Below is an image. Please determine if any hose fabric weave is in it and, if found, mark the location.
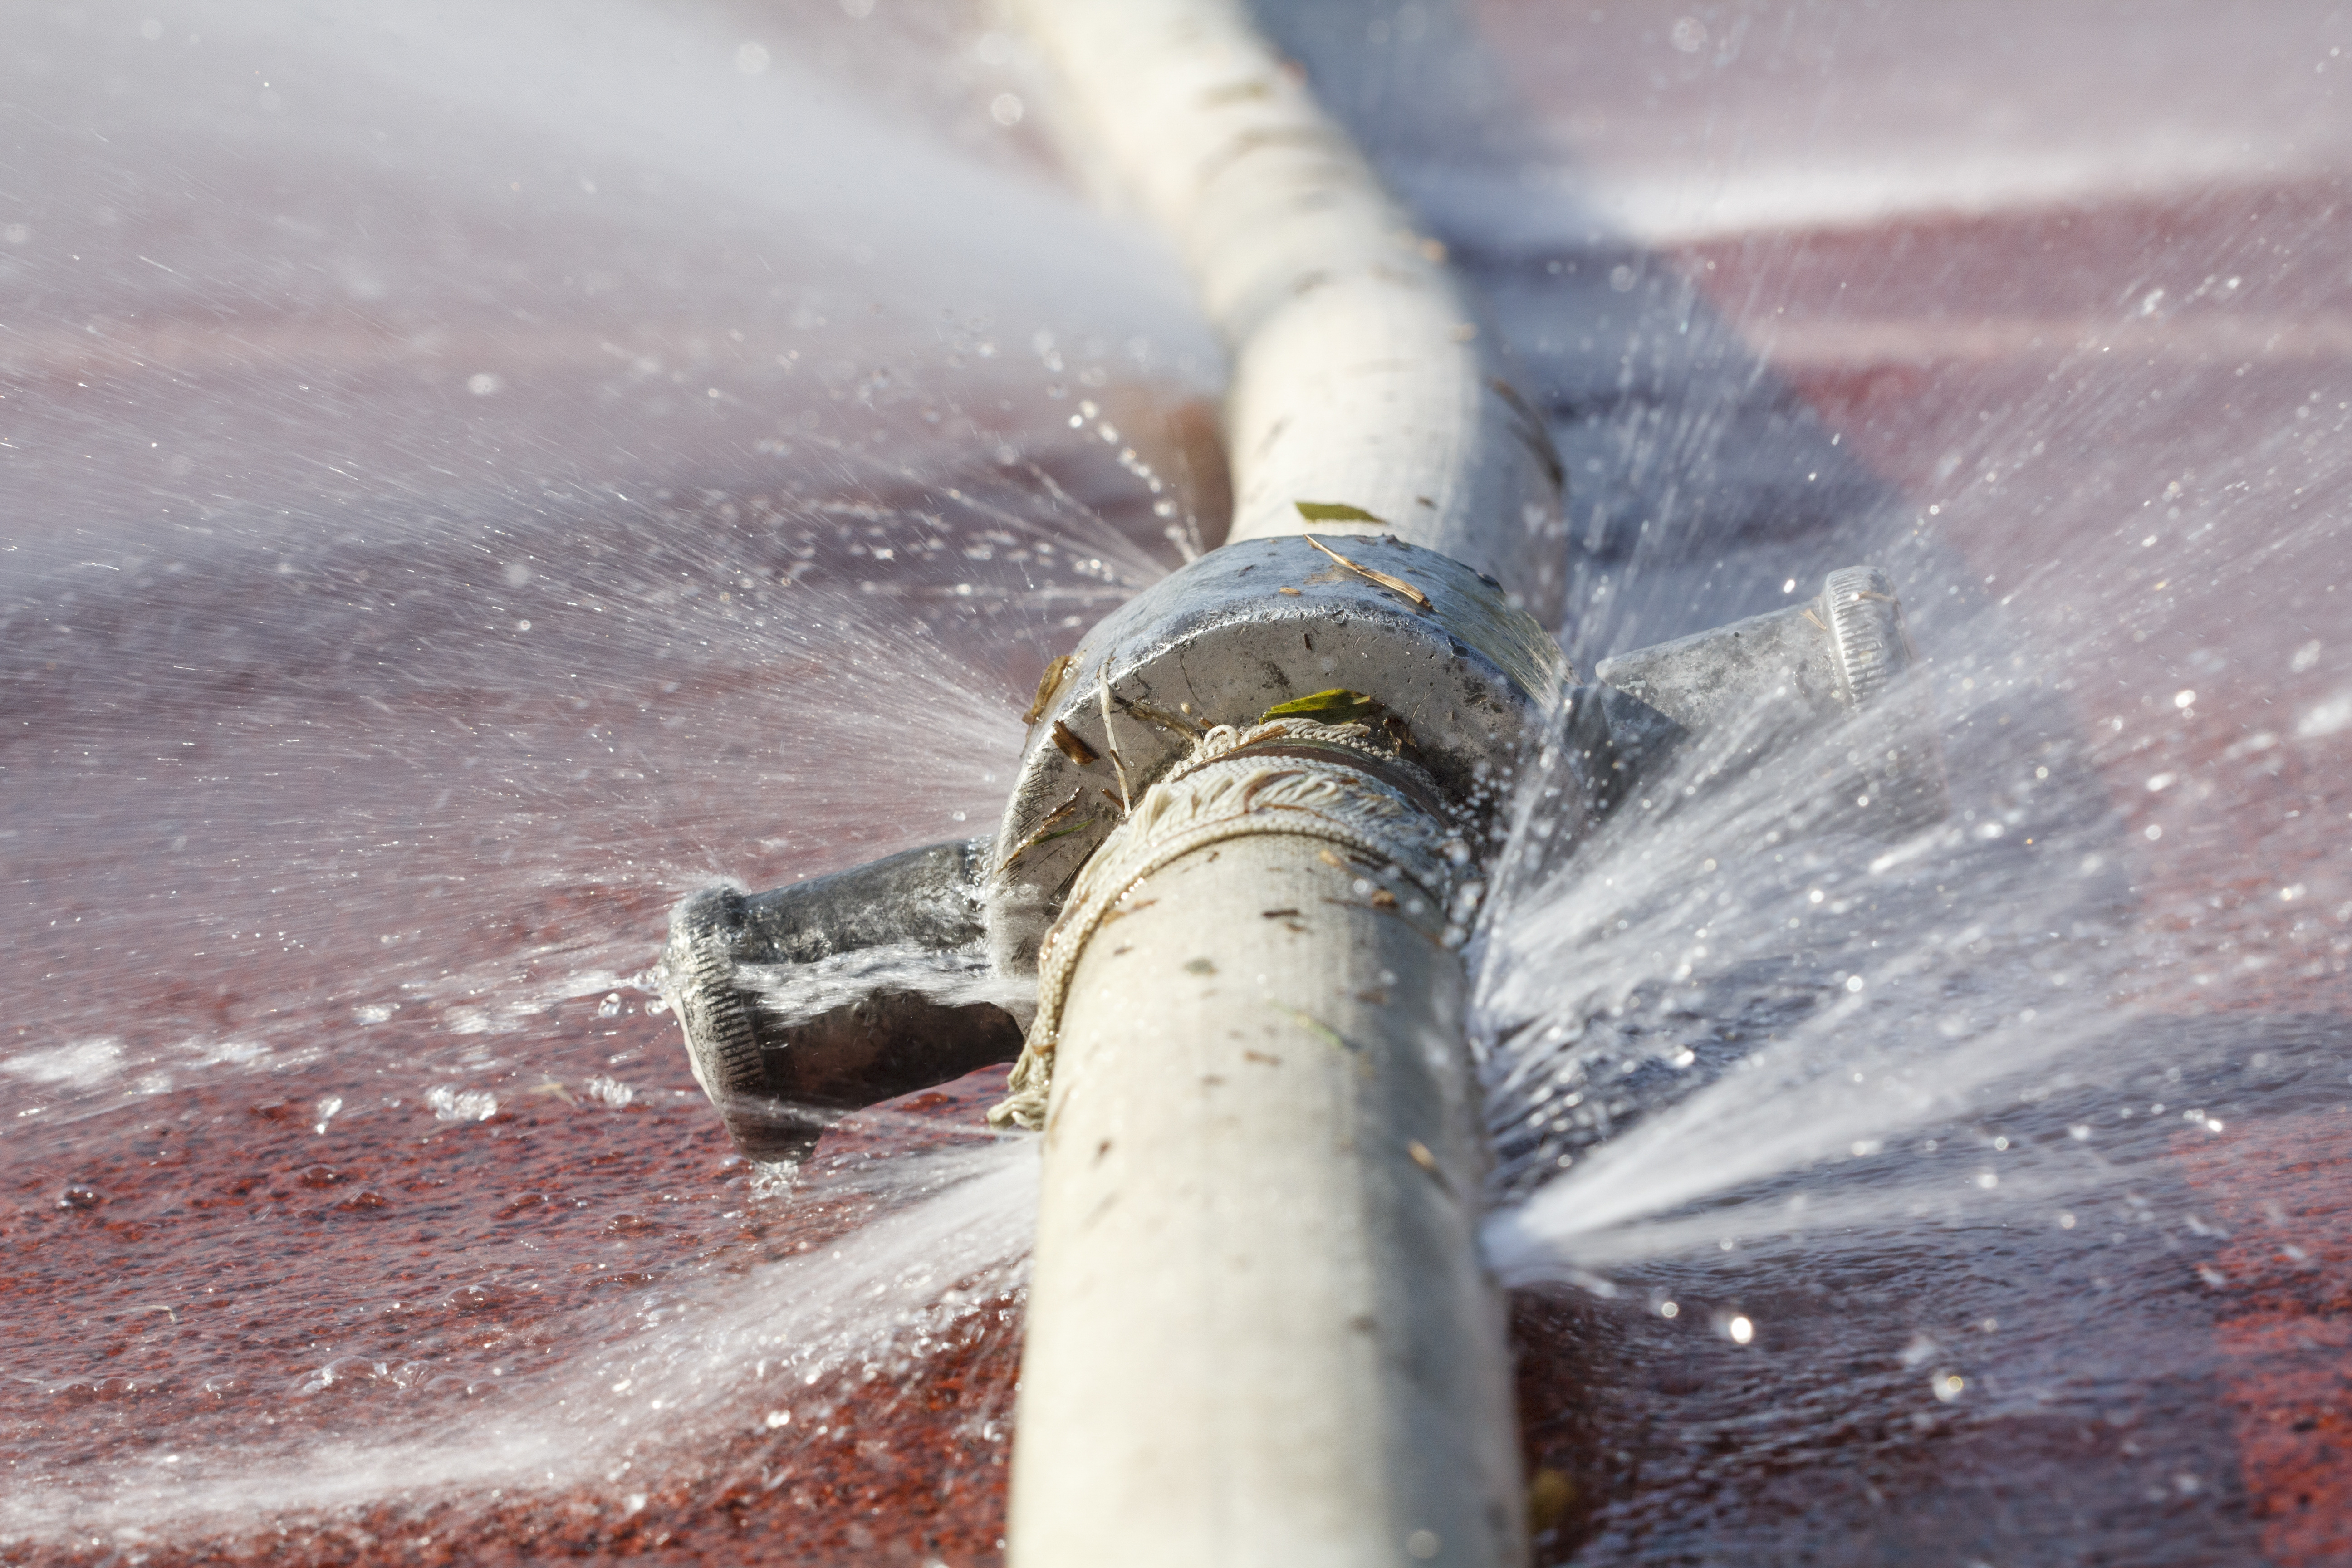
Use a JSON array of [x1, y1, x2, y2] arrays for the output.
[[988, 717, 1460, 1131]]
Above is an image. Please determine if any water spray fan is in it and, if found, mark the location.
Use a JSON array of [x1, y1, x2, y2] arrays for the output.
[[655, 2, 1944, 1562]]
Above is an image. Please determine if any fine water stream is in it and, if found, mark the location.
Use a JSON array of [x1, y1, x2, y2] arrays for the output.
[[5, 3, 2350, 1565]]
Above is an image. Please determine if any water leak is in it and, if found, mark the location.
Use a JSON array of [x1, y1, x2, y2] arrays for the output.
[[1406, 2, 2351, 1559], [2, 0, 1206, 1559], [8, 1, 2352, 1565]]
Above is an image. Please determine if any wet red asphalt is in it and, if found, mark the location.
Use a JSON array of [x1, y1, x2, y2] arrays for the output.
[[10, 1, 2352, 1563]]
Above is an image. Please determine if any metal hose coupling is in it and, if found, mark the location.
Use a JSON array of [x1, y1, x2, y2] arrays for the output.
[[1586, 564, 1946, 832], [652, 840, 1024, 1163], [649, 540, 1944, 1160], [987, 715, 1467, 1132]]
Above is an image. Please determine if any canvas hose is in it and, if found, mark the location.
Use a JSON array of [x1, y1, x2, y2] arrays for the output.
[[988, 716, 1465, 1132]]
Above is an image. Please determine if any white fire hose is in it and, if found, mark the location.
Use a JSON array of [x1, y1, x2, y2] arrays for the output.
[[995, 2, 1559, 1563], [655, 3, 1940, 1563]]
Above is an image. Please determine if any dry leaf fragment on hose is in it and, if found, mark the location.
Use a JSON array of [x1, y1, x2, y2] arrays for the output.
[[1261, 687, 1376, 724], [1023, 653, 1076, 725], [1007, 818, 1092, 865], [1301, 534, 1433, 612], [1293, 500, 1386, 525], [1097, 665, 1135, 815], [1123, 698, 1203, 737], [1001, 786, 1093, 870], [1034, 785, 1085, 831], [1406, 1139, 1456, 1198], [1051, 720, 1099, 765], [1271, 1003, 1352, 1054]]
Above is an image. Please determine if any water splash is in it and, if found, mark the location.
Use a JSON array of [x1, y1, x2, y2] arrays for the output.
[[0, 1138, 1034, 1543], [10, 0, 2352, 1559], [1470, 652, 2125, 1269]]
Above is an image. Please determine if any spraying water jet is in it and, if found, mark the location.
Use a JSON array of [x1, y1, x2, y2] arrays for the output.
[[17, 0, 2352, 1559], [655, 2, 1943, 1562]]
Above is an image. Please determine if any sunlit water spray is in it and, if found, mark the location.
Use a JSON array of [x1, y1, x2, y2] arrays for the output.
[[0, 1136, 1035, 1541], [1472, 659, 2135, 1280], [1471, 342, 2352, 1298], [1469, 278, 2352, 1337], [0, 0, 1219, 1552], [11, 0, 2352, 1559]]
